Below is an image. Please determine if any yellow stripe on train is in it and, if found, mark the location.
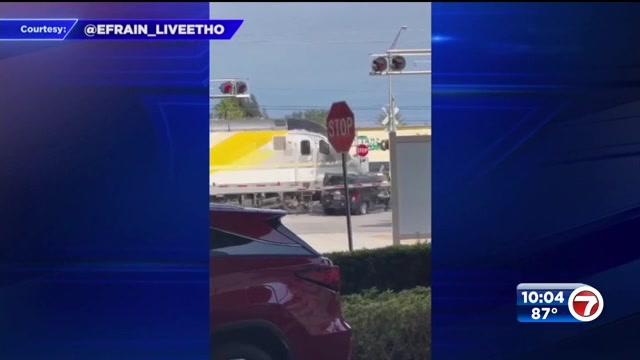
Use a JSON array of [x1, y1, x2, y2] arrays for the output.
[[209, 130, 287, 173]]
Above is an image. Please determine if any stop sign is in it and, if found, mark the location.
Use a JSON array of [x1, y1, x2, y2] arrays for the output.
[[356, 144, 369, 157], [326, 101, 356, 153]]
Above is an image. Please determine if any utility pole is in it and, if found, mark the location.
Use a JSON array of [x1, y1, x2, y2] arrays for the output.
[[369, 27, 431, 246], [388, 26, 405, 133], [370, 36, 431, 132]]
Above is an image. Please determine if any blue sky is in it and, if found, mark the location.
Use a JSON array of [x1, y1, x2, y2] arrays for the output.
[[210, 2, 431, 126]]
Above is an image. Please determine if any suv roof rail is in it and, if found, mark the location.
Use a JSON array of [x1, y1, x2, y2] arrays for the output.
[[209, 203, 287, 216], [209, 203, 243, 210]]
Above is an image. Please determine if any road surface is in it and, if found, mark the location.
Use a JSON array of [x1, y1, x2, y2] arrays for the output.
[[283, 210, 424, 253]]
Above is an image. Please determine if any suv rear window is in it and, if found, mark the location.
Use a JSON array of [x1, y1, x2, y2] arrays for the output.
[[210, 226, 316, 256]]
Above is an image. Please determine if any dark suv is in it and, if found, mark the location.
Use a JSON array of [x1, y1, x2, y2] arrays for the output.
[[210, 204, 352, 360], [321, 173, 390, 216]]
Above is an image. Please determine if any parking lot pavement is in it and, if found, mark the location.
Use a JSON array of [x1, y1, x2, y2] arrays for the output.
[[282, 210, 424, 253]]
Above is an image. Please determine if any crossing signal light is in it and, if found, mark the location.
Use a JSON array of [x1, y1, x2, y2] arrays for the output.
[[380, 140, 389, 151], [371, 56, 388, 73], [220, 82, 234, 94], [236, 81, 247, 94], [390, 56, 406, 71], [218, 81, 248, 95]]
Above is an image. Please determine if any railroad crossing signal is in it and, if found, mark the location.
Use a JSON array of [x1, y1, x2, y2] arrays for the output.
[[381, 105, 400, 127], [219, 81, 248, 95], [326, 101, 356, 153], [391, 56, 406, 71], [210, 79, 251, 99], [371, 55, 407, 75], [368, 49, 431, 76], [371, 57, 388, 73], [220, 82, 233, 94]]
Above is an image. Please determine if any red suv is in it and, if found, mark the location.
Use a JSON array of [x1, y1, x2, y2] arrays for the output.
[[210, 204, 352, 360]]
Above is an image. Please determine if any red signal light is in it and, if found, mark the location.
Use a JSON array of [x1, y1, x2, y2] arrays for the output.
[[371, 56, 388, 73], [219, 82, 234, 94], [236, 81, 247, 94], [390, 56, 406, 71]]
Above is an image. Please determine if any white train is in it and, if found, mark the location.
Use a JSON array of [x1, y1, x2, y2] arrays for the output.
[[209, 119, 367, 209]]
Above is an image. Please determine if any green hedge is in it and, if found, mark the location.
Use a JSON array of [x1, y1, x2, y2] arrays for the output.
[[326, 243, 431, 295], [342, 287, 431, 360]]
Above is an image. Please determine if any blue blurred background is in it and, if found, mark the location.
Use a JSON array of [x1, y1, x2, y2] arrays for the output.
[[433, 3, 640, 359], [0, 3, 210, 359]]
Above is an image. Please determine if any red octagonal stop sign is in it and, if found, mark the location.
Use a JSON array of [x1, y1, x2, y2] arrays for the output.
[[356, 144, 369, 157], [326, 101, 356, 153]]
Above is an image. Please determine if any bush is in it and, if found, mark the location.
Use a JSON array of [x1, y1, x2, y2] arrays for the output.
[[342, 287, 431, 360], [326, 243, 431, 295]]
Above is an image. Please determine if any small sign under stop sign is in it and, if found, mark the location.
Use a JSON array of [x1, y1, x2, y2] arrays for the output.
[[356, 144, 369, 157]]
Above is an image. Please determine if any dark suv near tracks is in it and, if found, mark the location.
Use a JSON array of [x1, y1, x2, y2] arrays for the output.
[[321, 173, 390, 216], [210, 204, 352, 360]]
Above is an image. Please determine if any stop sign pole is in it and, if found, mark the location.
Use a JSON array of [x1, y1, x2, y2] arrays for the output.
[[326, 101, 356, 252]]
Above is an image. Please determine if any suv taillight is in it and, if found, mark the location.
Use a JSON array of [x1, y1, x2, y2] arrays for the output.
[[296, 265, 341, 292]]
